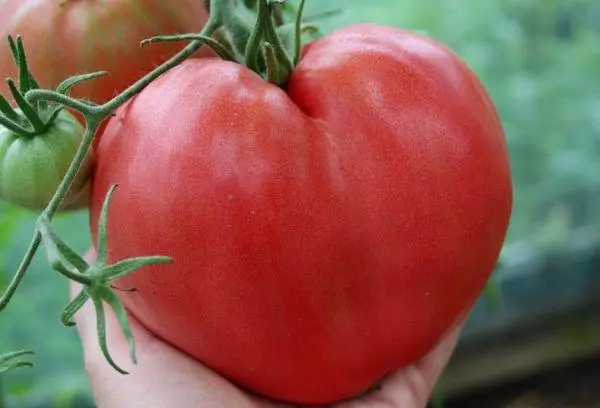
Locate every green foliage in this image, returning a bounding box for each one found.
[1,0,599,404]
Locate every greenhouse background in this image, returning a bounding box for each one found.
[1,0,599,406]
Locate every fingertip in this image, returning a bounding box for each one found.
[417,320,466,387]
[84,246,97,264]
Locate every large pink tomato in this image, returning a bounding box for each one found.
[0,0,210,104]
[90,24,512,405]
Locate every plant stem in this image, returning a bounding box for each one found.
[294,0,308,64]
[245,0,269,71]
[0,234,40,312]
[98,0,233,115]
[24,90,95,117]
[44,125,97,218]
[99,39,206,115]
[264,2,293,72]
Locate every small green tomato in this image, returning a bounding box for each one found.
[0,109,91,211]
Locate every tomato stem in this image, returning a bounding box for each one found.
[141,34,238,63]
[263,42,280,84]
[245,0,269,72]
[144,1,308,86]
[0,235,40,312]
[55,71,109,96]
[92,0,230,116]
[293,0,308,65]
[25,90,97,117]
[223,7,254,57]
[241,0,303,85]
[264,2,293,72]
[47,125,97,218]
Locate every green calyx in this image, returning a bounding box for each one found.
[0,35,106,138]
[38,185,172,374]
[143,0,312,87]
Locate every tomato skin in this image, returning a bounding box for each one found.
[90,24,512,404]
[0,0,211,104]
[0,110,90,210]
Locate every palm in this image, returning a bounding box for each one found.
[74,295,459,408]
[247,361,444,408]
[174,366,433,408]
[72,252,460,408]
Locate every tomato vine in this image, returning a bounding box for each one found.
[0,0,312,375]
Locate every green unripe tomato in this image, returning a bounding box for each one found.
[0,110,91,211]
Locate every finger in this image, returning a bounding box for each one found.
[416,321,464,386]
[369,321,465,408]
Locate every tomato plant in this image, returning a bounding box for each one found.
[89,1,513,404]
[0,0,211,105]
[0,0,513,403]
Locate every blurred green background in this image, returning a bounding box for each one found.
[1,0,599,407]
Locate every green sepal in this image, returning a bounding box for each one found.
[0,36,106,138]
[263,42,280,84]
[8,36,45,111]
[293,0,308,65]
[223,3,255,57]
[0,112,29,134]
[7,78,44,132]
[56,71,108,96]
[0,350,34,374]
[40,185,172,374]
[263,0,293,73]
[141,34,238,63]
[0,94,19,121]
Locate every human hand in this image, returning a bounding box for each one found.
[72,249,463,408]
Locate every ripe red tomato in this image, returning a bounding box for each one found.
[90,24,512,405]
[0,0,211,104]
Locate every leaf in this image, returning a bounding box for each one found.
[0,350,35,374]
